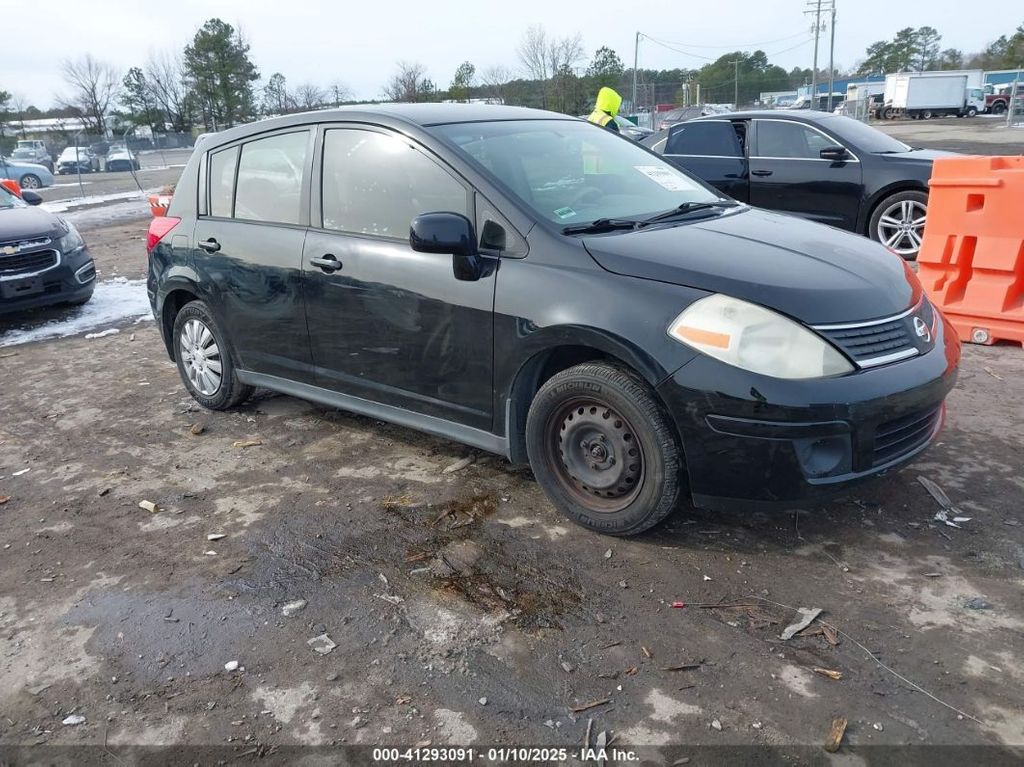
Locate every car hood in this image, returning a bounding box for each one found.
[582,207,920,325]
[0,206,62,242]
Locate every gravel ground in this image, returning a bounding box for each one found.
[0,127,1022,762]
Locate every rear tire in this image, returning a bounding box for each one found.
[19,174,41,190]
[172,300,253,410]
[526,362,683,536]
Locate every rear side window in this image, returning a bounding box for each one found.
[666,122,743,157]
[209,146,238,218]
[321,129,468,238]
[234,131,309,224]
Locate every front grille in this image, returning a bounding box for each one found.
[819,319,913,362]
[0,248,59,276]
[814,298,935,368]
[872,405,942,467]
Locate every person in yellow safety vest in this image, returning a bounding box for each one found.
[587,87,622,132]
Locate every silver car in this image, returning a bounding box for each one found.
[0,156,56,189]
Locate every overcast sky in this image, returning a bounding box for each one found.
[9,0,1021,108]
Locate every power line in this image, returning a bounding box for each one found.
[642,33,814,62]
[639,30,812,50]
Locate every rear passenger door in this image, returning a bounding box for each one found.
[658,120,749,202]
[193,129,315,382]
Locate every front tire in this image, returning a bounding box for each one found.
[526,362,683,536]
[869,190,928,260]
[172,300,253,410]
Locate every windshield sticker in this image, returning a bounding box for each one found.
[553,206,576,220]
[634,165,697,192]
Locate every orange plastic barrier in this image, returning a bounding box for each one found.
[148,193,171,217]
[1,178,21,197]
[918,155,1024,346]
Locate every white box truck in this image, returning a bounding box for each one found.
[878,70,985,119]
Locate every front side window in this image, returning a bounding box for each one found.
[434,119,717,226]
[234,131,308,224]
[755,121,840,159]
[209,146,239,218]
[321,129,468,238]
[666,121,743,157]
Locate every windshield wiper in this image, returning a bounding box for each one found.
[562,218,642,235]
[642,200,737,225]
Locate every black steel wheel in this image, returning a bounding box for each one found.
[526,362,683,536]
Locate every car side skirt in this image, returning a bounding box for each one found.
[236,370,511,459]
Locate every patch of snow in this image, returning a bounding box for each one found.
[0,278,152,348]
[42,190,154,214]
[63,199,152,228]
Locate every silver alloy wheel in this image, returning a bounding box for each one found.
[20,174,41,189]
[179,318,223,396]
[877,199,927,257]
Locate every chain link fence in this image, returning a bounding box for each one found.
[1007,81,1024,129]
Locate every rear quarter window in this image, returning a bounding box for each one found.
[209,146,239,218]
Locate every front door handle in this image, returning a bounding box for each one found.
[751,169,774,177]
[310,254,342,273]
[197,238,221,253]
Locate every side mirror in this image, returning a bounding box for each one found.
[820,146,849,162]
[21,190,43,206]
[409,212,476,256]
[410,212,483,282]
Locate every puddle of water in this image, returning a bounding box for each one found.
[0,278,152,347]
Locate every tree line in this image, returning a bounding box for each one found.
[2,17,1022,146]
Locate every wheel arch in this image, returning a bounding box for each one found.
[503,332,681,465]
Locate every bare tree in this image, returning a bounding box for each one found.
[382,61,435,102]
[58,55,120,133]
[146,51,192,132]
[328,80,352,106]
[294,82,327,111]
[11,93,29,135]
[516,25,584,107]
[480,65,513,103]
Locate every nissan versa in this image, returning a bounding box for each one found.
[147,105,960,536]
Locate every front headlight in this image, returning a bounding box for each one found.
[667,294,854,379]
[57,221,85,254]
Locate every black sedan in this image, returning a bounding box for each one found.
[642,111,953,258]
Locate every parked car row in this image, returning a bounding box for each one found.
[0,143,143,190]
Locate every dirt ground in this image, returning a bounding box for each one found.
[2,157,1024,763]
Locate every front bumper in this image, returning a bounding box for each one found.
[0,246,95,315]
[657,312,961,511]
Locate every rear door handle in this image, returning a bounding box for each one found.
[197,238,221,252]
[751,170,774,177]
[310,254,342,273]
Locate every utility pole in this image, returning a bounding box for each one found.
[733,60,740,108]
[805,0,825,110]
[632,32,640,112]
[827,3,837,111]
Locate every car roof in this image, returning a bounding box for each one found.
[692,110,842,124]
[204,104,572,148]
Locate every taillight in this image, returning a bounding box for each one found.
[147,216,181,254]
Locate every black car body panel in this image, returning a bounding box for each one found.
[148,104,959,511]
[581,207,918,324]
[0,200,94,314]
[642,111,954,235]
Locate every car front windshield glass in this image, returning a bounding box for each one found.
[434,119,719,226]
[825,115,911,153]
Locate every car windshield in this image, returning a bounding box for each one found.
[824,115,911,153]
[434,119,719,226]
[0,185,26,209]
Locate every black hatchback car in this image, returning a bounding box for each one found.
[642,111,953,259]
[0,184,95,314]
[148,105,959,536]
